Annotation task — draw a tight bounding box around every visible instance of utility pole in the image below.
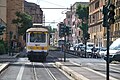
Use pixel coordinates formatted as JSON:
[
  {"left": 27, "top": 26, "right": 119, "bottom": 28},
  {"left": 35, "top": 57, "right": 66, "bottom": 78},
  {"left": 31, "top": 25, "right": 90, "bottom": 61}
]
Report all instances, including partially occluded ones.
[{"left": 102, "top": 0, "right": 115, "bottom": 80}]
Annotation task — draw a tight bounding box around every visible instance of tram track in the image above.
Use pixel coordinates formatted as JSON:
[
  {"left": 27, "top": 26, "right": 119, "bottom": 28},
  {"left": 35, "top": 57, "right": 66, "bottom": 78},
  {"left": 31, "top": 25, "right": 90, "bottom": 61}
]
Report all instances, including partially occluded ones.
[{"left": 32, "top": 62, "right": 57, "bottom": 80}]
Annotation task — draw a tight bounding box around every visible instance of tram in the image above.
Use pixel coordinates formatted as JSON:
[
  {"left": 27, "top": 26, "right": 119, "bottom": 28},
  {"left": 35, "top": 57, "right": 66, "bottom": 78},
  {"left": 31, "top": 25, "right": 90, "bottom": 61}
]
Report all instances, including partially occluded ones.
[{"left": 26, "top": 25, "right": 49, "bottom": 62}]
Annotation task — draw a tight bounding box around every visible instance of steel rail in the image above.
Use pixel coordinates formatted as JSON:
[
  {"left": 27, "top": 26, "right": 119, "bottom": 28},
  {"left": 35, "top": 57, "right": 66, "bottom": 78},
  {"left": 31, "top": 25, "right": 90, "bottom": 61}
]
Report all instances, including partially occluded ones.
[{"left": 42, "top": 63, "right": 57, "bottom": 80}]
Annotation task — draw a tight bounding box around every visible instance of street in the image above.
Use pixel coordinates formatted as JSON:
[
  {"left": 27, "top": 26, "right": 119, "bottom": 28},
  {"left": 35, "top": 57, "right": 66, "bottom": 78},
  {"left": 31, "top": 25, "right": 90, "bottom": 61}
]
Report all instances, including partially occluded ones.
[
  {"left": 0, "top": 57, "right": 70, "bottom": 80},
  {"left": 0, "top": 51, "right": 120, "bottom": 80}
]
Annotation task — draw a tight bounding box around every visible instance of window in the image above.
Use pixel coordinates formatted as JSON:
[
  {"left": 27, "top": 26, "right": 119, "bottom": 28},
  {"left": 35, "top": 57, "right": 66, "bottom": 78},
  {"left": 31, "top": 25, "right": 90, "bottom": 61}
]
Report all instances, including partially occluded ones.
[
  {"left": 30, "top": 32, "right": 46, "bottom": 43},
  {"left": 95, "top": 1, "right": 99, "bottom": 9}
]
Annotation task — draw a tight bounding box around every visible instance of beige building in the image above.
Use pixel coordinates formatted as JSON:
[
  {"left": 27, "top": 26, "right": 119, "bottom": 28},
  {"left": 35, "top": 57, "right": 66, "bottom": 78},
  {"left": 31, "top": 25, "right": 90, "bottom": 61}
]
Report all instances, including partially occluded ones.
[
  {"left": 89, "top": 0, "right": 120, "bottom": 47},
  {"left": 89, "top": 0, "right": 104, "bottom": 47},
  {"left": 0, "top": 0, "right": 6, "bottom": 23},
  {"left": 0, "top": 0, "right": 7, "bottom": 40},
  {"left": 6, "top": 0, "right": 24, "bottom": 42}
]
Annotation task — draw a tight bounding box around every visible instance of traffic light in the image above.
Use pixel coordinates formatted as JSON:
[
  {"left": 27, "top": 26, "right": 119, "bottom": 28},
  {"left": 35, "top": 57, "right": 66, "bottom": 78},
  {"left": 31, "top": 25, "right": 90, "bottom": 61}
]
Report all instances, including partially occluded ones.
[
  {"left": 84, "top": 32, "right": 90, "bottom": 40},
  {"left": 86, "top": 33, "right": 90, "bottom": 40},
  {"left": 68, "top": 27, "right": 72, "bottom": 34},
  {"left": 0, "top": 24, "right": 5, "bottom": 35},
  {"left": 59, "top": 22, "right": 65, "bottom": 37},
  {"left": 66, "top": 26, "right": 72, "bottom": 36},
  {"left": 102, "top": 5, "right": 109, "bottom": 27},
  {"left": 107, "top": 4, "right": 115, "bottom": 24}
]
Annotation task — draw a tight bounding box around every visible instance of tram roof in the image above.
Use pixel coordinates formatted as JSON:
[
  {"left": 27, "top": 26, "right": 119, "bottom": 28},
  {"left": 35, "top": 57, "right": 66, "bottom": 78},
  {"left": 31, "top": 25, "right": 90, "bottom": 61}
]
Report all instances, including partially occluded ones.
[{"left": 26, "top": 27, "right": 48, "bottom": 32}]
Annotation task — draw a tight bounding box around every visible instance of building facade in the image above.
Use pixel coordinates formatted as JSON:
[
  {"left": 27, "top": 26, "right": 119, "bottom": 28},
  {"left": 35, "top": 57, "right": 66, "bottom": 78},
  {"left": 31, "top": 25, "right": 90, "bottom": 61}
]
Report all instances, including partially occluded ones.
[
  {"left": 71, "top": 2, "right": 89, "bottom": 44},
  {"left": 24, "top": 1, "right": 43, "bottom": 24},
  {"left": 0, "top": 0, "right": 7, "bottom": 40},
  {"left": 7, "top": 0, "right": 24, "bottom": 42},
  {"left": 89, "top": 0, "right": 104, "bottom": 47},
  {"left": 89, "top": 0, "right": 120, "bottom": 47},
  {"left": 0, "top": 0, "right": 6, "bottom": 23}
]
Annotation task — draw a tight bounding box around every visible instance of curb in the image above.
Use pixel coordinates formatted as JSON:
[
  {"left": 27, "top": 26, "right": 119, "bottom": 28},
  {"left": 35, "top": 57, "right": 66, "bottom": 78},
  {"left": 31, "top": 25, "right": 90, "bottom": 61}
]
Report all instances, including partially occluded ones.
[
  {"left": 0, "top": 62, "right": 10, "bottom": 73},
  {"left": 55, "top": 62, "right": 89, "bottom": 80},
  {"left": 13, "top": 53, "right": 20, "bottom": 58}
]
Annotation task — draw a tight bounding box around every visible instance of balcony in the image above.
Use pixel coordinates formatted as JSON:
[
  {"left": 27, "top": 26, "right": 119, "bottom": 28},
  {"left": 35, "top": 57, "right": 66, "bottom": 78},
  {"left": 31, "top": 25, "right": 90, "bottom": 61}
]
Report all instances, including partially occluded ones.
[
  {"left": 116, "top": 1, "right": 120, "bottom": 8},
  {"left": 113, "top": 30, "right": 120, "bottom": 37},
  {"left": 115, "top": 16, "right": 120, "bottom": 22}
]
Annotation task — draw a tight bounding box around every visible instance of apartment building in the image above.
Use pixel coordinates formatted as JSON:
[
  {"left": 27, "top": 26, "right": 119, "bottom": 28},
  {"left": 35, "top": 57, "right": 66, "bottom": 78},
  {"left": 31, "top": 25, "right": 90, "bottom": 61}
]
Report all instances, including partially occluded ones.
[
  {"left": 89, "top": 0, "right": 120, "bottom": 47},
  {"left": 89, "top": 0, "right": 104, "bottom": 47},
  {"left": 71, "top": 2, "right": 89, "bottom": 44},
  {"left": 64, "top": 11, "right": 73, "bottom": 44},
  {"left": 0, "top": 0, "right": 7, "bottom": 40},
  {"left": 63, "top": 2, "right": 89, "bottom": 45},
  {"left": 113, "top": 0, "right": 120, "bottom": 41},
  {"left": 0, "top": 0, "right": 6, "bottom": 23},
  {"left": 24, "top": 1, "right": 43, "bottom": 24},
  {"left": 7, "top": 0, "right": 24, "bottom": 42}
]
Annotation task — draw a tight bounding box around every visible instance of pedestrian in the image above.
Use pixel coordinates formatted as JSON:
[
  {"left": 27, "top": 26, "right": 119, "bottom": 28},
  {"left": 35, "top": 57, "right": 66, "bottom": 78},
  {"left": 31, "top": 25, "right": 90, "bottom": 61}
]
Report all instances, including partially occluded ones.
[{"left": 91, "top": 46, "right": 95, "bottom": 58}]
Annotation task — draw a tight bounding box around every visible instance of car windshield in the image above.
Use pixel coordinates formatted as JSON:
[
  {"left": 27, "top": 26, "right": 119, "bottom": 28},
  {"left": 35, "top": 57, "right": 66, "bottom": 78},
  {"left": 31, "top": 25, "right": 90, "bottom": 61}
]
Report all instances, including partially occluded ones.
[
  {"left": 110, "top": 45, "right": 120, "bottom": 50},
  {"left": 110, "top": 38, "right": 120, "bottom": 50}
]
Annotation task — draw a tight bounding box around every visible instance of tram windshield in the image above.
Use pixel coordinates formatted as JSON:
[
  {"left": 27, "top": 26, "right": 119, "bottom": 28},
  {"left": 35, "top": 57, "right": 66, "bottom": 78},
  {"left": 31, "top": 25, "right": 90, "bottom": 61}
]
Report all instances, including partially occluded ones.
[{"left": 30, "top": 32, "right": 46, "bottom": 43}]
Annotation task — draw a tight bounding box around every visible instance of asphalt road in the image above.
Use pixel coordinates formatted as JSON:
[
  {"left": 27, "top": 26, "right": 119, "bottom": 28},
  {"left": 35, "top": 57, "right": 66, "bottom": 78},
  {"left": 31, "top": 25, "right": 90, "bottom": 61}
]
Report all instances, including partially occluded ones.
[
  {"left": 0, "top": 52, "right": 71, "bottom": 80},
  {"left": 0, "top": 51, "right": 120, "bottom": 80},
  {"left": 49, "top": 51, "right": 120, "bottom": 80}
]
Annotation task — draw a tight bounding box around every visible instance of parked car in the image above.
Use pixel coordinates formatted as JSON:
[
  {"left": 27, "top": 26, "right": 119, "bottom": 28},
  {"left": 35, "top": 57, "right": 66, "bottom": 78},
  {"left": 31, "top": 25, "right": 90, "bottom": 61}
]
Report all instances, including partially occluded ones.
[
  {"left": 104, "top": 38, "right": 120, "bottom": 63},
  {"left": 99, "top": 48, "right": 107, "bottom": 58},
  {"left": 77, "top": 43, "right": 85, "bottom": 51},
  {"left": 73, "top": 44, "right": 79, "bottom": 51},
  {"left": 91, "top": 47, "right": 100, "bottom": 58},
  {"left": 87, "top": 42, "right": 94, "bottom": 48}
]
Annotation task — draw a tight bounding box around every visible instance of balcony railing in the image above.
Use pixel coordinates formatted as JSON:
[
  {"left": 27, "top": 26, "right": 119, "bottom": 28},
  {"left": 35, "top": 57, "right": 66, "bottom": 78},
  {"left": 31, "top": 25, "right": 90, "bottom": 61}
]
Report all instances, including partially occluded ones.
[
  {"left": 114, "top": 30, "right": 120, "bottom": 37},
  {"left": 116, "top": 1, "right": 120, "bottom": 8},
  {"left": 115, "top": 15, "right": 120, "bottom": 21}
]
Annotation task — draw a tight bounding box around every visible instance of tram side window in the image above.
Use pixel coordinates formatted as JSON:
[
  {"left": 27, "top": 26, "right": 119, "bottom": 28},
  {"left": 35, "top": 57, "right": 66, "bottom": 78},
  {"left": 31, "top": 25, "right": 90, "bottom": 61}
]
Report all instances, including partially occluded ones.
[
  {"left": 30, "top": 32, "right": 46, "bottom": 43},
  {"left": 30, "top": 33, "right": 35, "bottom": 42}
]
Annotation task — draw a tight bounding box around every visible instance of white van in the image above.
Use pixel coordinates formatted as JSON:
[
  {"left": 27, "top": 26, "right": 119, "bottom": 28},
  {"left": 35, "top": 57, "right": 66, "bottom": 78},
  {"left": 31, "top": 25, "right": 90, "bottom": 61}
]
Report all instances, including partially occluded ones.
[{"left": 104, "top": 38, "right": 120, "bottom": 63}]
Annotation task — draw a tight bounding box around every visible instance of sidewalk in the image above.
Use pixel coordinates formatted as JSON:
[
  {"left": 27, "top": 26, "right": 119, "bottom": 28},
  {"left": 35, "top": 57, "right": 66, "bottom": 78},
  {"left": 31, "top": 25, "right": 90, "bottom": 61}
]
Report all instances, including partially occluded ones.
[
  {"left": 55, "top": 61, "right": 118, "bottom": 80},
  {"left": 0, "top": 53, "right": 20, "bottom": 73}
]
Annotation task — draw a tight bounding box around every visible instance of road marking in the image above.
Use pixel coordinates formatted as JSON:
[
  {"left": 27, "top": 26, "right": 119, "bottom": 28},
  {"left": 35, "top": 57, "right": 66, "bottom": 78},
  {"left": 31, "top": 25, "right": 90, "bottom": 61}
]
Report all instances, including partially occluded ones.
[
  {"left": 53, "top": 64, "right": 75, "bottom": 80},
  {"left": 110, "top": 66, "right": 120, "bottom": 71},
  {"left": 42, "top": 63, "right": 57, "bottom": 80},
  {"left": 16, "top": 64, "right": 25, "bottom": 80},
  {"left": 56, "top": 62, "right": 90, "bottom": 80},
  {"left": 83, "top": 67, "right": 118, "bottom": 80},
  {"left": 70, "top": 61, "right": 118, "bottom": 80}
]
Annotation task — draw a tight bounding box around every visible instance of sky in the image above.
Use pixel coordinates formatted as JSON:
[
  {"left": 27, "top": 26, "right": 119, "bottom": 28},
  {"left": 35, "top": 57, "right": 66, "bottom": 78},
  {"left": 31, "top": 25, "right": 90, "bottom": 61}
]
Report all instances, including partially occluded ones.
[{"left": 26, "top": 0, "right": 89, "bottom": 28}]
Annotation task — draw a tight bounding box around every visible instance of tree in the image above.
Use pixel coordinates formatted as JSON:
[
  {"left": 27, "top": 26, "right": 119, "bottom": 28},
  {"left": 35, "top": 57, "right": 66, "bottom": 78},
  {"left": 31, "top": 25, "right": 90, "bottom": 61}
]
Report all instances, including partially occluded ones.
[
  {"left": 76, "top": 4, "right": 89, "bottom": 34},
  {"left": 76, "top": 4, "right": 89, "bottom": 20},
  {"left": 48, "top": 26, "right": 57, "bottom": 33},
  {"left": 12, "top": 11, "right": 32, "bottom": 35}
]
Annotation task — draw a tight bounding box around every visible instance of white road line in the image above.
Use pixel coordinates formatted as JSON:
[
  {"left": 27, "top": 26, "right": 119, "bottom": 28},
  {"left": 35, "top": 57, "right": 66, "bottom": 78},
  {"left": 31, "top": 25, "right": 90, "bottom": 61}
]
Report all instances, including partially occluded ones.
[
  {"left": 53, "top": 64, "right": 75, "bottom": 80},
  {"left": 110, "top": 66, "right": 120, "bottom": 71},
  {"left": 83, "top": 67, "right": 118, "bottom": 80},
  {"left": 16, "top": 64, "right": 25, "bottom": 80},
  {"left": 71, "top": 61, "right": 118, "bottom": 80},
  {"left": 42, "top": 63, "right": 57, "bottom": 80}
]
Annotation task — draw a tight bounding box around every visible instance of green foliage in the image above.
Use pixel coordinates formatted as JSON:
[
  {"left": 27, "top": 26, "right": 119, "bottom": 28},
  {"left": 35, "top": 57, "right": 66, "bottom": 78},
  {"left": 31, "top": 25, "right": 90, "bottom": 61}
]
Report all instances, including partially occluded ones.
[
  {"left": 0, "top": 40, "right": 6, "bottom": 54},
  {"left": 76, "top": 4, "right": 89, "bottom": 20},
  {"left": 48, "top": 26, "right": 57, "bottom": 33},
  {"left": 52, "top": 28, "right": 57, "bottom": 33},
  {"left": 12, "top": 11, "right": 32, "bottom": 35}
]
